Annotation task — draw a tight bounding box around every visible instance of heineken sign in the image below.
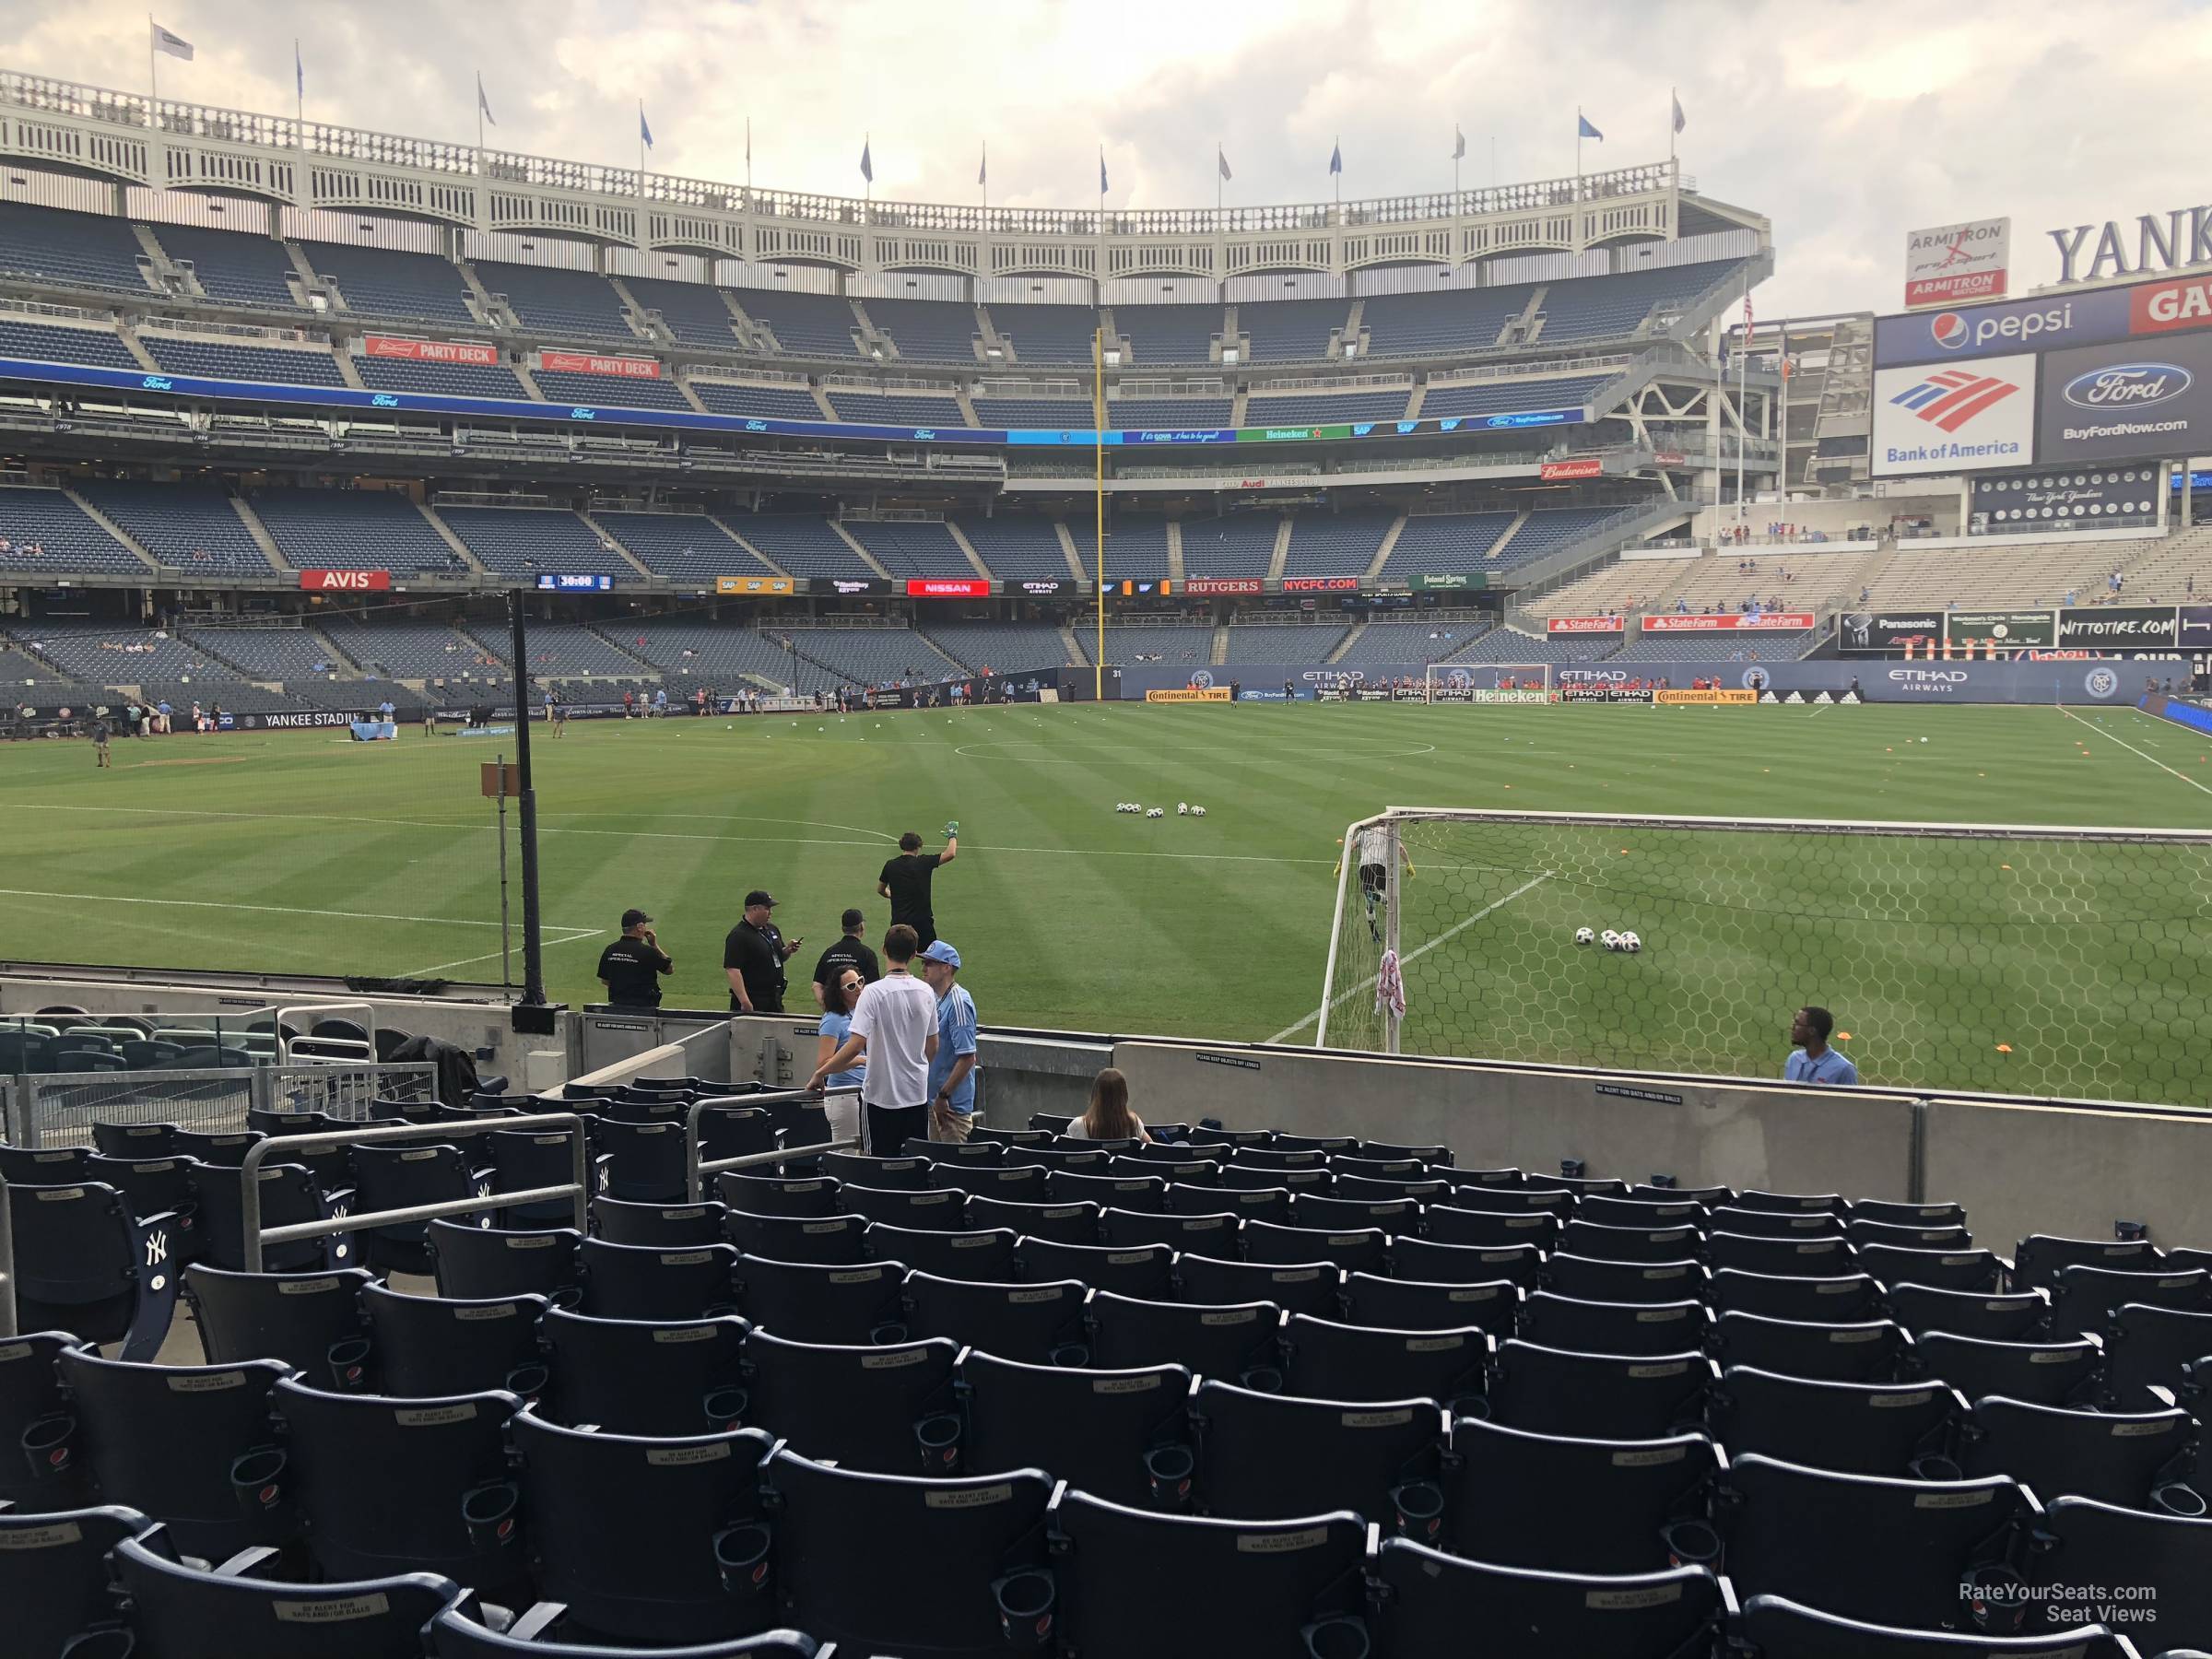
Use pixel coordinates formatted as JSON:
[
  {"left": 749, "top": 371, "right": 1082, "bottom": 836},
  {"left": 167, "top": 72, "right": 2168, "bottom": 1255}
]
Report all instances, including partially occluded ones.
[{"left": 1409, "top": 572, "right": 1485, "bottom": 591}]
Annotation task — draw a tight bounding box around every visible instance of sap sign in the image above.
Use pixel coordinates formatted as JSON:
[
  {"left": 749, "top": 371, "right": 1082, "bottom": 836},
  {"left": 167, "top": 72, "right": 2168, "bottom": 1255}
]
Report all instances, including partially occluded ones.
[{"left": 2060, "top": 362, "right": 2192, "bottom": 410}]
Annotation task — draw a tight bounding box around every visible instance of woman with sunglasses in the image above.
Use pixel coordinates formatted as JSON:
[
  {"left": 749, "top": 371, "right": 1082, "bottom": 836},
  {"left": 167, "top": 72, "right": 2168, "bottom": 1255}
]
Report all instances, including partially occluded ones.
[{"left": 817, "top": 971, "right": 868, "bottom": 1143}]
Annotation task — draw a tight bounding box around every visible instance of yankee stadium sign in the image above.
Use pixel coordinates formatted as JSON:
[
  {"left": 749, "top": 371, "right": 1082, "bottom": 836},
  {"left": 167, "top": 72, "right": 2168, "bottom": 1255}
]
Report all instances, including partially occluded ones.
[{"left": 2049, "top": 205, "right": 2212, "bottom": 286}]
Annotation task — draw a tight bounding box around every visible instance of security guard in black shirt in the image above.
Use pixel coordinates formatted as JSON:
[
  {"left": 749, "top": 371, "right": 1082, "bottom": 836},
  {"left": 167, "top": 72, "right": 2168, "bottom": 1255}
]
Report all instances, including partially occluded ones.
[
  {"left": 724, "top": 890, "right": 802, "bottom": 1014},
  {"left": 596, "top": 909, "right": 672, "bottom": 1007}
]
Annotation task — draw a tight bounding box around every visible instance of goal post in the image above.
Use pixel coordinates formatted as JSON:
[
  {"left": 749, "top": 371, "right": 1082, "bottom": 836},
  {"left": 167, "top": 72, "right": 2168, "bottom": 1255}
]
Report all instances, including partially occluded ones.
[
  {"left": 1423, "top": 664, "right": 1553, "bottom": 703},
  {"left": 1312, "top": 807, "right": 2212, "bottom": 1104}
]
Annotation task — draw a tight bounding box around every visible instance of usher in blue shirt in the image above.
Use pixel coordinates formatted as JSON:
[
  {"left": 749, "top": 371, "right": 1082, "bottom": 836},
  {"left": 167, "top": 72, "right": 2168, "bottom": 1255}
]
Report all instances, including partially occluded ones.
[{"left": 1784, "top": 1046, "right": 1859, "bottom": 1087}]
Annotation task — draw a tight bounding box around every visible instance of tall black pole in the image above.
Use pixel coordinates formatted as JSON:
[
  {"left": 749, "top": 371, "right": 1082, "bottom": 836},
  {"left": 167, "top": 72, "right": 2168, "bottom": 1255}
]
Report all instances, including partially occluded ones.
[{"left": 508, "top": 589, "right": 547, "bottom": 1005}]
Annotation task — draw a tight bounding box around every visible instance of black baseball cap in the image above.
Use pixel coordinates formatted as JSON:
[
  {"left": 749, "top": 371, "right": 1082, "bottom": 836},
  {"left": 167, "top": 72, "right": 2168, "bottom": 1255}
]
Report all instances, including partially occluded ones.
[
  {"left": 745, "top": 890, "right": 777, "bottom": 909},
  {"left": 620, "top": 908, "right": 653, "bottom": 927}
]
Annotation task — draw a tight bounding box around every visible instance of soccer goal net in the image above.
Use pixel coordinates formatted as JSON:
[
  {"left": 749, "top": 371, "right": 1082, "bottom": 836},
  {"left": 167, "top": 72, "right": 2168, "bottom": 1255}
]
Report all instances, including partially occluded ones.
[
  {"left": 1424, "top": 664, "right": 1553, "bottom": 703},
  {"left": 1314, "top": 808, "right": 2212, "bottom": 1105}
]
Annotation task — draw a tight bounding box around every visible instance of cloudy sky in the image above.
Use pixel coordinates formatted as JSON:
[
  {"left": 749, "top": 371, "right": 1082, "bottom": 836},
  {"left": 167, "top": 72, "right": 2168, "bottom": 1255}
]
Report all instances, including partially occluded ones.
[{"left": 11, "top": 0, "right": 2209, "bottom": 316}]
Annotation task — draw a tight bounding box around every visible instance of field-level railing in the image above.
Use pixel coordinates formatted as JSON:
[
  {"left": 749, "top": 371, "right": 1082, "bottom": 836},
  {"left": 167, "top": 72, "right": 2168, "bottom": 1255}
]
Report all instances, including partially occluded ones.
[
  {"left": 686, "top": 1086, "right": 862, "bottom": 1202},
  {"left": 238, "top": 1112, "right": 590, "bottom": 1272}
]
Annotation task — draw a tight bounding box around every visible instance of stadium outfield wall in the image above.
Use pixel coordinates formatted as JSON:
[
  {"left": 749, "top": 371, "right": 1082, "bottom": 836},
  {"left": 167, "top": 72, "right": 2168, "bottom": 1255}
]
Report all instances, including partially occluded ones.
[{"left": 1111, "top": 660, "right": 2153, "bottom": 704}]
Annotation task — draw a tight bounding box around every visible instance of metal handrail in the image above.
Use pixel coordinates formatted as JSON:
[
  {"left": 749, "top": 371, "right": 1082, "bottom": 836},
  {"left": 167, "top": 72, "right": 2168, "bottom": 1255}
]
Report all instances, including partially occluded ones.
[
  {"left": 237, "top": 1111, "right": 588, "bottom": 1272},
  {"left": 274, "top": 1001, "right": 379, "bottom": 1065},
  {"left": 0, "top": 1172, "right": 15, "bottom": 1338},
  {"left": 685, "top": 1086, "right": 863, "bottom": 1202}
]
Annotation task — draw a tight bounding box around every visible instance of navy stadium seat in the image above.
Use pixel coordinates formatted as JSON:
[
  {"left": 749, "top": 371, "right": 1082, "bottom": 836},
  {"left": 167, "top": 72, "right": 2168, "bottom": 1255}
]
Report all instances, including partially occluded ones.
[
  {"left": 429, "top": 1613, "right": 823, "bottom": 1658},
  {"left": 902, "top": 1272, "right": 1089, "bottom": 1363},
  {"left": 965, "top": 1195, "right": 1100, "bottom": 1244},
  {"left": 733, "top": 1253, "right": 908, "bottom": 1345},
  {"left": 1720, "top": 1454, "right": 2032, "bottom": 1630},
  {"left": 1885, "top": 1282, "right": 2050, "bottom": 1342},
  {"left": 1014, "top": 1236, "right": 1174, "bottom": 1298},
  {"left": 514, "top": 1414, "right": 778, "bottom": 1646},
  {"left": 108, "top": 1530, "right": 467, "bottom": 1659},
  {"left": 277, "top": 1375, "right": 528, "bottom": 1596},
  {"left": 716, "top": 1171, "right": 840, "bottom": 1218},
  {"left": 359, "top": 1279, "right": 548, "bottom": 1397},
  {"left": 193, "top": 1158, "right": 356, "bottom": 1273},
  {"left": 2036, "top": 1495, "right": 2212, "bottom": 1653},
  {"left": 1711, "top": 1311, "right": 1910, "bottom": 1382},
  {"left": 1088, "top": 1291, "right": 1283, "bottom": 1384},
  {"left": 2012, "top": 1234, "right": 2161, "bottom": 1294},
  {"left": 840, "top": 1182, "right": 970, "bottom": 1230},
  {"left": 1280, "top": 1315, "right": 1489, "bottom": 1408},
  {"left": 1738, "top": 1594, "right": 2140, "bottom": 1657},
  {"left": 1484, "top": 1340, "right": 1716, "bottom": 1440},
  {"left": 594, "top": 1195, "right": 728, "bottom": 1246},
  {"left": 868, "top": 1223, "right": 1019, "bottom": 1281},
  {"left": 1519, "top": 1291, "right": 1711, "bottom": 1357},
  {"left": 577, "top": 1238, "right": 740, "bottom": 1321},
  {"left": 1857, "top": 1243, "right": 2006, "bottom": 1293},
  {"left": 56, "top": 1347, "right": 293, "bottom": 1562},
  {"left": 1241, "top": 1219, "right": 1386, "bottom": 1273},
  {"left": 1441, "top": 1414, "right": 1721, "bottom": 1574},
  {"left": 1422, "top": 1205, "right": 1560, "bottom": 1251},
  {"left": 1370, "top": 1541, "right": 1724, "bottom": 1659},
  {"left": 1342, "top": 1272, "right": 1520, "bottom": 1336},
  {"left": 819, "top": 1150, "right": 932, "bottom": 1190},
  {"left": 723, "top": 1207, "right": 870, "bottom": 1265},
  {"left": 1708, "top": 1267, "right": 1881, "bottom": 1324},
  {"left": 2, "top": 1503, "right": 153, "bottom": 1659},
  {"left": 537, "top": 1309, "right": 747, "bottom": 1437},
  {"left": 1961, "top": 1395, "right": 2198, "bottom": 1510},
  {"left": 1051, "top": 1490, "right": 1371, "bottom": 1658},
  {"left": 741, "top": 1329, "right": 961, "bottom": 1475},
  {"left": 1191, "top": 1378, "right": 1445, "bottom": 1533},
  {"left": 2106, "top": 1301, "right": 2212, "bottom": 1408},
  {"left": 0, "top": 1330, "right": 96, "bottom": 1510},
  {"left": 11, "top": 1180, "right": 183, "bottom": 1361},
  {"left": 1178, "top": 1253, "right": 1344, "bottom": 1317},
  {"left": 1918, "top": 1332, "right": 2101, "bottom": 1406},
  {"left": 955, "top": 1349, "right": 1194, "bottom": 1507},
  {"left": 348, "top": 1143, "right": 490, "bottom": 1274},
  {"left": 1389, "top": 1236, "right": 1546, "bottom": 1289},
  {"left": 429, "top": 1221, "right": 583, "bottom": 1303},
  {"left": 1712, "top": 1366, "right": 1962, "bottom": 1477},
  {"left": 764, "top": 1450, "right": 1055, "bottom": 1657},
  {"left": 1100, "top": 1206, "right": 1239, "bottom": 1253},
  {"left": 182, "top": 1263, "right": 372, "bottom": 1390}
]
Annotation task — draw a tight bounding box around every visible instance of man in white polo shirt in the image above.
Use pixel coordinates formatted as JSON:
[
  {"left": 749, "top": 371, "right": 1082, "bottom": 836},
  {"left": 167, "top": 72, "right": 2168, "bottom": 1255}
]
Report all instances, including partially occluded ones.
[{"left": 808, "top": 922, "right": 938, "bottom": 1155}]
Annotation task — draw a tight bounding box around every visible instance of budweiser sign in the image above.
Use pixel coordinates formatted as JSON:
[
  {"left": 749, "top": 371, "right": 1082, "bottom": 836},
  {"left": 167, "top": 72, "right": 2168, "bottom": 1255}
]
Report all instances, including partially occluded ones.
[
  {"left": 1182, "top": 577, "right": 1265, "bottom": 596},
  {"left": 364, "top": 335, "right": 500, "bottom": 366},
  {"left": 1641, "top": 612, "right": 1816, "bottom": 632},
  {"left": 538, "top": 349, "right": 663, "bottom": 379},
  {"left": 1539, "top": 458, "right": 1605, "bottom": 481},
  {"left": 299, "top": 569, "right": 392, "bottom": 591},
  {"left": 1547, "top": 616, "right": 1625, "bottom": 634}
]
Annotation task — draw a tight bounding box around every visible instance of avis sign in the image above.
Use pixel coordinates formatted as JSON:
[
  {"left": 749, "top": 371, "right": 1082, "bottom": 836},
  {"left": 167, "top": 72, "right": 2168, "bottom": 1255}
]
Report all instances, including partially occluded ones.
[
  {"left": 299, "top": 569, "right": 391, "bottom": 591},
  {"left": 1904, "top": 218, "right": 2010, "bottom": 309}
]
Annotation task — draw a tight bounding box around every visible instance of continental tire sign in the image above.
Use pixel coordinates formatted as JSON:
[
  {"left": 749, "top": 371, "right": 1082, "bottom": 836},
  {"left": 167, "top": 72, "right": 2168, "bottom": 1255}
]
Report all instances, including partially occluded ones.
[
  {"left": 1146, "top": 688, "right": 1234, "bottom": 703},
  {"left": 1654, "top": 688, "right": 1759, "bottom": 706}
]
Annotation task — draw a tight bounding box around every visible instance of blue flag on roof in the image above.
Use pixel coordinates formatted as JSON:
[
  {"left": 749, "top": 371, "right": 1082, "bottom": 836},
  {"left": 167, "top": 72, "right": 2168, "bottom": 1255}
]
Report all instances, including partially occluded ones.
[
  {"left": 640, "top": 107, "right": 653, "bottom": 150},
  {"left": 1577, "top": 113, "right": 1604, "bottom": 140},
  {"left": 860, "top": 139, "right": 874, "bottom": 183},
  {"left": 1329, "top": 141, "right": 1342, "bottom": 176},
  {"left": 1100, "top": 149, "right": 1108, "bottom": 195}
]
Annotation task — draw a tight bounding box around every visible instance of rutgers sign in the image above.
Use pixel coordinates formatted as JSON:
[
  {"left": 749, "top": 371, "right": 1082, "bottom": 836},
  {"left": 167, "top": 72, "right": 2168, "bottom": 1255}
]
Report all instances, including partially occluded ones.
[{"left": 299, "top": 569, "right": 392, "bottom": 591}]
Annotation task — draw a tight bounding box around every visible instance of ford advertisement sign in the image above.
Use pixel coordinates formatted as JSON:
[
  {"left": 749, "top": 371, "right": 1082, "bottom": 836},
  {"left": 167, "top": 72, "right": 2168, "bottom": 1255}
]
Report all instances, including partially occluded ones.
[{"left": 2038, "top": 331, "right": 2212, "bottom": 465}]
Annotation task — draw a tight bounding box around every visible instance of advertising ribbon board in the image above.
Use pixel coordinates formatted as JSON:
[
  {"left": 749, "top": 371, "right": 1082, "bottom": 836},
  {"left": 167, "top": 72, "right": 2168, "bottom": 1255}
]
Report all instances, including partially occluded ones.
[
  {"left": 715, "top": 575, "right": 795, "bottom": 595},
  {"left": 906, "top": 578, "right": 991, "bottom": 598},
  {"left": 1408, "top": 573, "right": 1484, "bottom": 591},
  {"left": 364, "top": 335, "right": 500, "bottom": 366},
  {"left": 1145, "top": 687, "right": 1234, "bottom": 703},
  {"left": 2179, "top": 605, "right": 2212, "bottom": 649},
  {"left": 1547, "top": 616, "right": 1626, "bottom": 635},
  {"left": 1182, "top": 578, "right": 1265, "bottom": 596},
  {"left": 1641, "top": 612, "right": 1816, "bottom": 632},
  {"left": 1838, "top": 613, "right": 1946, "bottom": 652},
  {"left": 1944, "top": 610, "right": 2056, "bottom": 648},
  {"left": 299, "top": 569, "right": 391, "bottom": 591},
  {"left": 1539, "top": 458, "right": 1606, "bottom": 480},
  {"left": 2054, "top": 606, "right": 2181, "bottom": 649},
  {"left": 1654, "top": 688, "right": 1759, "bottom": 706},
  {"left": 539, "top": 349, "right": 662, "bottom": 379}
]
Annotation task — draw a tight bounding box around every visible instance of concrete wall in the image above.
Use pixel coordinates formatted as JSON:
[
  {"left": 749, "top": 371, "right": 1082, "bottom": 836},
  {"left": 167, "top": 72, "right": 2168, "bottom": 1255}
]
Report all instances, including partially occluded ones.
[{"left": 1110, "top": 1040, "right": 1922, "bottom": 1200}]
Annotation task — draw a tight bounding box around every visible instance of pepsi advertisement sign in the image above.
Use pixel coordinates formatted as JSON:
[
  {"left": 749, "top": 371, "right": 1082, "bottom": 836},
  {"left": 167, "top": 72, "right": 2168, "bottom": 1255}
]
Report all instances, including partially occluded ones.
[
  {"left": 1877, "top": 288, "right": 2134, "bottom": 368},
  {"left": 2038, "top": 331, "right": 2212, "bottom": 465}
]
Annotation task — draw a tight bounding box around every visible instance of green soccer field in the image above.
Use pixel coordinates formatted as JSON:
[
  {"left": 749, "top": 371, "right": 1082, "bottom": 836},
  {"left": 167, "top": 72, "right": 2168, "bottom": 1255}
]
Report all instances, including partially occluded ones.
[{"left": 6, "top": 699, "right": 2208, "bottom": 1102}]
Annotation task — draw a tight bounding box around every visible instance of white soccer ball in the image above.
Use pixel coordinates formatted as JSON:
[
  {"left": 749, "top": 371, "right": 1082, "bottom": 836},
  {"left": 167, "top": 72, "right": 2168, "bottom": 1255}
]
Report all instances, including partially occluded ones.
[
  {"left": 1147, "top": 807, "right": 1164, "bottom": 818},
  {"left": 1602, "top": 931, "right": 1622, "bottom": 950},
  {"left": 1177, "top": 802, "right": 1189, "bottom": 816},
  {"left": 1622, "top": 932, "right": 1642, "bottom": 953},
  {"left": 1192, "top": 806, "right": 1206, "bottom": 818},
  {"left": 1575, "top": 927, "right": 1595, "bottom": 947}
]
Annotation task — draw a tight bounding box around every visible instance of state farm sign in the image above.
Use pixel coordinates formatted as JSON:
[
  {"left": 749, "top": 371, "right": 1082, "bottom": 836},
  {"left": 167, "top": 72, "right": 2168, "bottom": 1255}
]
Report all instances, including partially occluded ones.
[
  {"left": 1539, "top": 458, "right": 1605, "bottom": 481},
  {"left": 299, "top": 569, "right": 392, "bottom": 591},
  {"left": 538, "top": 350, "right": 663, "bottom": 379},
  {"left": 364, "top": 335, "right": 500, "bottom": 366},
  {"left": 1547, "top": 616, "right": 1624, "bottom": 634},
  {"left": 1641, "top": 611, "right": 1815, "bottom": 632}
]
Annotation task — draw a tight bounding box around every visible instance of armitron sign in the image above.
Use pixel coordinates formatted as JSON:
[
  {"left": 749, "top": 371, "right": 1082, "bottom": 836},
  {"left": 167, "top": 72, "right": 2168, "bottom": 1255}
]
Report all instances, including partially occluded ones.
[
  {"left": 299, "top": 569, "right": 391, "bottom": 591},
  {"left": 1904, "top": 218, "right": 2010, "bottom": 308}
]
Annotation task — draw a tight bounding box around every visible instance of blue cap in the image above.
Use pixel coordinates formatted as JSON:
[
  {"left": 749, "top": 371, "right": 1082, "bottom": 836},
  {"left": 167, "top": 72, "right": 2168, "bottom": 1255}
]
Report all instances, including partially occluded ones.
[{"left": 919, "top": 940, "right": 962, "bottom": 969}]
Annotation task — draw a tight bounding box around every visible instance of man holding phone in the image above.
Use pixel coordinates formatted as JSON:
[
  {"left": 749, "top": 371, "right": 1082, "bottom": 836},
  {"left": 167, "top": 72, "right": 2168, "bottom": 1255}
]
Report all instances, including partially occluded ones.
[
  {"left": 596, "top": 909, "right": 671, "bottom": 1008},
  {"left": 725, "top": 889, "right": 802, "bottom": 1015}
]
